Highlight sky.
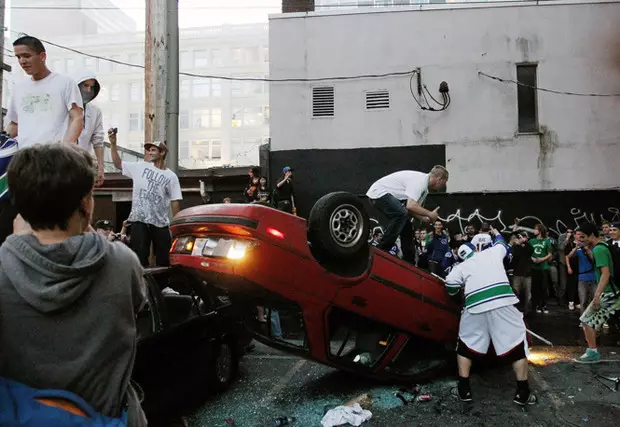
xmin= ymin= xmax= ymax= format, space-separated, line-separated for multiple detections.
xmin=110 ymin=0 xmax=282 ymax=30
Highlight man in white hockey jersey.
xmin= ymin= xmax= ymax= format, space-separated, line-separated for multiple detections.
xmin=470 ymin=222 xmax=493 ymax=252
xmin=445 ymin=228 xmax=537 ymax=406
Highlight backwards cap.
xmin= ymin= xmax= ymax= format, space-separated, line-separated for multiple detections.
xmin=457 ymin=242 xmax=476 ymax=261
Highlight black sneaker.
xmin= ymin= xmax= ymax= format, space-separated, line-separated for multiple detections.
xmin=514 ymin=392 xmax=537 ymax=406
xmin=451 ymin=386 xmax=473 ymax=402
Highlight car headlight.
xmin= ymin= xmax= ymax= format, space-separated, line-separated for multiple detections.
xmin=172 ymin=236 xmax=254 ymax=260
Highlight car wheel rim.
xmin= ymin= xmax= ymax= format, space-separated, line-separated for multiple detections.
xmin=329 ymin=204 xmax=364 ymax=248
xmin=216 ymin=344 xmax=232 ymax=384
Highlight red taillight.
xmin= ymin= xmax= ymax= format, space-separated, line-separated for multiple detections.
xmin=267 ymin=227 xmax=285 ymax=239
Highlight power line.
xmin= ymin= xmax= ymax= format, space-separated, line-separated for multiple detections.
xmin=478 ymin=71 xmax=620 ymax=97
xmin=6 ymin=28 xmax=416 ymax=82
xmin=7 ymin=4 xmax=395 ymax=11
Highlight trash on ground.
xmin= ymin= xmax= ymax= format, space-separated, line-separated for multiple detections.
xmin=417 ymin=393 xmax=433 ymax=402
xmin=224 ymin=418 xmax=235 ymax=426
xmin=321 ymin=403 xmax=372 ymax=427
xmin=344 ymin=393 xmax=373 ymax=410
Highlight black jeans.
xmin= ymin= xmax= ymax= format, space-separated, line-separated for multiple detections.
xmin=531 ymin=269 xmax=549 ymax=309
xmin=0 ymin=198 xmax=18 ymax=246
xmin=372 ymin=194 xmax=413 ymax=262
xmin=130 ymin=222 xmax=172 ymax=268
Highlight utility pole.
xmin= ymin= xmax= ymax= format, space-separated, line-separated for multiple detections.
xmin=145 ymin=0 xmax=179 ymax=173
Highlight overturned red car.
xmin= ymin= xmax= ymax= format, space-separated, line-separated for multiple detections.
xmin=169 ymin=192 xmax=460 ymax=381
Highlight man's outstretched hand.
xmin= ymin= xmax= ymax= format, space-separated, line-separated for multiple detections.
xmin=427 ymin=206 xmax=440 ymax=222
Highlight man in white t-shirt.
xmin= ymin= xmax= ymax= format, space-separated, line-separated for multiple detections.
xmin=366 ymin=165 xmax=449 ymax=260
xmin=1 ymin=36 xmax=84 ymax=246
xmin=5 ymin=36 xmax=83 ymax=147
xmin=109 ymin=131 xmax=182 ymax=267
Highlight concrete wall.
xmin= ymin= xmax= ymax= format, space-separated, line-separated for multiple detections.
xmin=269 ymin=1 xmax=620 ymax=193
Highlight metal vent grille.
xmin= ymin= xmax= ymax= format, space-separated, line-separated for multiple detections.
xmin=365 ymin=90 xmax=390 ymax=110
xmin=312 ymin=86 xmax=335 ymax=117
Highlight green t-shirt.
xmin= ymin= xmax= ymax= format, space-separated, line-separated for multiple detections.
xmin=529 ymin=238 xmax=553 ymax=270
xmin=592 ymin=243 xmax=615 ymax=295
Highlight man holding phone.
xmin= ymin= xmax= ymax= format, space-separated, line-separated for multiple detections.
xmin=566 ymin=228 xmax=596 ymax=315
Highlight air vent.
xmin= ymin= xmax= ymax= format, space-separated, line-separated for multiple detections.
xmin=365 ymin=90 xmax=390 ymax=110
xmin=312 ymin=86 xmax=335 ymax=118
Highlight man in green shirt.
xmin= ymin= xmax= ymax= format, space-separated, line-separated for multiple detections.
xmin=576 ymin=222 xmax=620 ymax=363
xmin=529 ymin=224 xmax=553 ymax=314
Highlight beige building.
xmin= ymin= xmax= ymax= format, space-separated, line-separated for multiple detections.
xmin=3 ymin=17 xmax=269 ymax=169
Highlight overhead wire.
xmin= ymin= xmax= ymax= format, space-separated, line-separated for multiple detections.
xmin=5 ymin=27 xmax=416 ymax=83
xmin=478 ymin=71 xmax=620 ymax=97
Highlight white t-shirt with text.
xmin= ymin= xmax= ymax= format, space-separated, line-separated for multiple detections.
xmin=6 ymin=72 xmax=83 ymax=148
xmin=366 ymin=170 xmax=429 ymax=204
xmin=123 ymin=161 xmax=183 ymax=228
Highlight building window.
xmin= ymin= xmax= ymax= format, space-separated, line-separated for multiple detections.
xmin=193 ymin=79 xmax=210 ymax=98
xmin=98 ymin=86 xmax=109 ymax=102
xmin=516 ymin=64 xmax=538 ymax=133
xmin=194 ymin=50 xmax=208 ymax=68
xmin=110 ymin=55 xmax=120 ymax=72
xmin=66 ymin=58 xmax=75 ymax=73
xmin=180 ymin=140 xmax=190 ymax=160
xmin=211 ymin=108 xmax=222 ymax=127
xmin=231 ymin=48 xmax=242 ymax=65
xmin=243 ymin=107 xmax=264 ymax=126
xmin=180 ymin=79 xmax=190 ymax=99
xmin=179 ymin=110 xmax=189 ymax=130
xmin=193 ymin=110 xmax=210 ymax=129
xmin=193 ymin=140 xmax=210 ymax=160
xmin=129 ymin=113 xmax=143 ymax=132
xmin=98 ymin=58 xmax=110 ymax=73
xmin=180 ymin=51 xmax=191 ymax=69
xmin=105 ymin=112 xmax=121 ymax=131
xmin=129 ymin=53 xmax=143 ymax=67
xmin=111 ymin=84 xmax=121 ymax=102
xmin=231 ymin=81 xmax=243 ymax=96
xmin=212 ymin=49 xmax=223 ymax=66
xmin=129 ymin=82 xmax=142 ymax=101
xmin=211 ymin=140 xmax=222 ymax=160
xmin=263 ymin=46 xmax=269 ymax=63
xmin=245 ymin=47 xmax=259 ymax=64
xmin=84 ymin=57 xmax=95 ymax=70
xmin=211 ymin=79 xmax=221 ymax=97
xmin=263 ymin=105 xmax=270 ymax=125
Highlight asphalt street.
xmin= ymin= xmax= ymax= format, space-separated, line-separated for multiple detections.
xmin=184 ymin=302 xmax=620 ymax=427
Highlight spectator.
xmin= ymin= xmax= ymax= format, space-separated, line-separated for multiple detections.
xmin=427 ymin=220 xmax=450 ymax=276
xmin=529 ymin=223 xmax=553 ymax=314
xmin=416 ymin=228 xmax=429 ymax=270
xmin=244 ymin=167 xmax=260 ymax=203
xmin=576 ymin=222 xmax=620 ymax=363
xmin=563 ymin=229 xmax=579 ymax=311
xmin=463 ymin=224 xmax=476 ymax=242
xmin=510 ymin=231 xmax=534 ymax=315
xmin=109 ymin=132 xmax=182 ymax=267
xmin=254 ymin=177 xmax=271 ymax=206
xmin=610 ymin=222 xmax=620 ymax=247
xmin=1 ymin=36 xmax=84 ymax=245
xmin=0 ymin=144 xmax=147 ymax=425
xmin=602 ymin=221 xmax=612 ymax=242
xmin=556 ymin=229 xmax=571 ymax=308
xmin=274 ymin=166 xmax=296 ymax=214
xmin=74 ymin=69 xmax=105 ymax=186
xmin=94 ymin=219 xmax=114 ymax=239
xmin=441 ymin=238 xmax=462 ymax=276
xmin=223 ymin=197 xmax=232 ymax=204
xmin=566 ymin=228 xmax=597 ymax=316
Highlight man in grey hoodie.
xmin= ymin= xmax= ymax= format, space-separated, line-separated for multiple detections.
xmin=0 ymin=143 xmax=147 ymax=425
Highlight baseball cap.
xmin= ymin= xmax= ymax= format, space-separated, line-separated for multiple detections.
xmin=457 ymin=242 xmax=476 ymax=261
xmin=611 ymin=221 xmax=620 ymax=229
xmin=95 ymin=219 xmax=113 ymax=230
xmin=283 ymin=166 xmax=293 ymax=173
xmin=144 ymin=140 xmax=168 ymax=152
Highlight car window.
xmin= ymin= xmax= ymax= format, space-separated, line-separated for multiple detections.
xmin=384 ymin=335 xmax=447 ymax=376
xmin=244 ymin=292 xmax=309 ymax=351
xmin=327 ymin=307 xmax=394 ymax=368
xmin=150 ymin=270 xmax=207 ymax=329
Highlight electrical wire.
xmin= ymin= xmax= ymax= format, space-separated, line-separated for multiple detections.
xmin=5 ymin=27 xmax=416 ymax=83
xmin=408 ymin=71 xmax=450 ymax=112
xmin=478 ymin=71 xmax=620 ymax=97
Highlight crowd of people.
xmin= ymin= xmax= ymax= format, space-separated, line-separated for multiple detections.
xmin=240 ymin=165 xmax=296 ymax=214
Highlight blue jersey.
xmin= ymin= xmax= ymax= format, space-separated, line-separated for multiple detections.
xmin=427 ymin=232 xmax=450 ymax=262
xmin=442 ymin=250 xmax=460 ymax=275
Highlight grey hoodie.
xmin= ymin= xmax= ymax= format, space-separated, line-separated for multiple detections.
xmin=73 ymin=69 xmax=104 ymax=154
xmin=0 ymin=232 xmax=146 ymax=419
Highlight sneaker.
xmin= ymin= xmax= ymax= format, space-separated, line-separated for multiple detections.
xmin=543 ymin=307 xmax=549 ymax=314
xmin=451 ymin=386 xmax=473 ymax=402
xmin=603 ymin=323 xmax=610 ymax=329
xmin=514 ymin=392 xmax=537 ymax=406
xmin=575 ymin=348 xmax=601 ymax=364
xmin=569 ymin=302 xmax=575 ymax=311
xmin=576 ymin=304 xmax=581 ymax=309
xmin=536 ymin=308 xmax=542 ymax=314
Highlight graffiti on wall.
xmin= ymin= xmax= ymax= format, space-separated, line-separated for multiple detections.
xmin=368 ymin=206 xmax=620 ymax=238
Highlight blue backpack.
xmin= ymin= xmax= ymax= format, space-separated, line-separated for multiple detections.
xmin=0 ymin=133 xmax=18 ymax=201
xmin=0 ymin=377 xmax=127 ymax=427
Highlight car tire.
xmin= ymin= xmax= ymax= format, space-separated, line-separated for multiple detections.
xmin=208 ymin=340 xmax=238 ymax=391
xmin=308 ymin=192 xmax=370 ymax=260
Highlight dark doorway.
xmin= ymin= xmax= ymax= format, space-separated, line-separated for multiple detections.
xmin=115 ymin=201 xmax=132 ymax=233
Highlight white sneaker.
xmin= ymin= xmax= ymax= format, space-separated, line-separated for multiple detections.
xmin=603 ymin=323 xmax=610 ymax=329
xmin=536 ymin=308 xmax=542 ymax=314
xmin=569 ymin=302 xmax=575 ymax=311
xmin=576 ymin=304 xmax=581 ymax=309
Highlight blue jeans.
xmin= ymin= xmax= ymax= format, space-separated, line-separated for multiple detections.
xmin=371 ymin=194 xmax=413 ymax=261
xmin=270 ymin=310 xmax=282 ymax=338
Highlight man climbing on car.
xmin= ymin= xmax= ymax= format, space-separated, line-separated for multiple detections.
xmin=366 ymin=165 xmax=449 ymax=262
